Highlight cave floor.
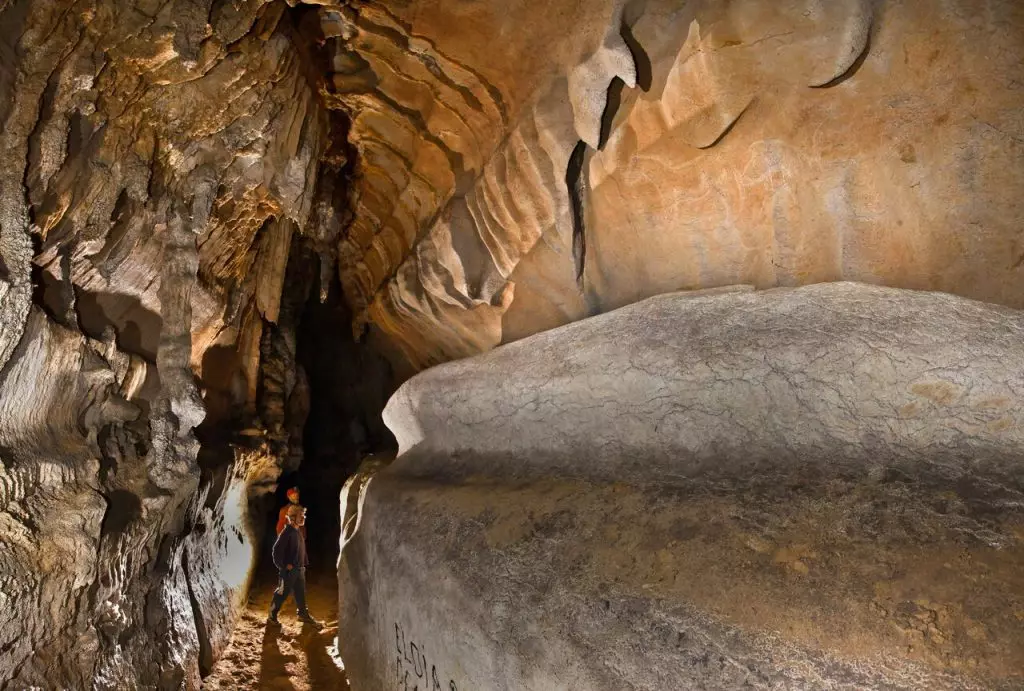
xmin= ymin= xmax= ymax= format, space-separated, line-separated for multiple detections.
xmin=202 ymin=569 xmax=348 ymax=690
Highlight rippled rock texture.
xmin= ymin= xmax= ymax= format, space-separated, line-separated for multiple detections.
xmin=0 ymin=0 xmax=329 ymax=686
xmin=324 ymin=0 xmax=1024 ymax=372
xmin=340 ymin=283 xmax=1024 ymax=690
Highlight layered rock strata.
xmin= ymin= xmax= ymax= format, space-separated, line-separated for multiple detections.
xmin=323 ymin=0 xmax=1024 ymax=372
xmin=0 ymin=0 xmax=334 ymax=686
xmin=339 ymin=283 xmax=1024 ymax=690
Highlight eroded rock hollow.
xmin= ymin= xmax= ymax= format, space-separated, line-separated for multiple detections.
xmin=0 ymin=0 xmax=1022 ymax=688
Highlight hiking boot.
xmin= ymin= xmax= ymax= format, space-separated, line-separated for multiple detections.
xmin=266 ymin=614 xmax=281 ymax=627
xmin=298 ymin=613 xmax=322 ymax=629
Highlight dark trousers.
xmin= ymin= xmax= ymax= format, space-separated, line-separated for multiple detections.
xmin=270 ymin=567 xmax=309 ymax=617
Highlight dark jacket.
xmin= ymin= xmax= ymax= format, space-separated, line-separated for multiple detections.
xmin=272 ymin=524 xmax=308 ymax=572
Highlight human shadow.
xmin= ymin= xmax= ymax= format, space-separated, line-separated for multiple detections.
xmin=257 ymin=625 xmax=300 ymax=691
xmin=299 ymin=623 xmax=349 ymax=690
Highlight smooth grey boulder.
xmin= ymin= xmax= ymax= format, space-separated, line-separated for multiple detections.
xmin=339 ymin=283 xmax=1024 ymax=690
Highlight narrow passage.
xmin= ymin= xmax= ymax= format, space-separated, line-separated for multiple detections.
xmin=203 ymin=265 xmax=392 ymax=690
xmin=202 ymin=567 xmax=348 ymax=690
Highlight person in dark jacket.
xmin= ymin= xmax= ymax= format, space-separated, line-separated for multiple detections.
xmin=267 ymin=504 xmax=321 ymax=628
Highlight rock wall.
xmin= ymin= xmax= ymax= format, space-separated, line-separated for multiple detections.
xmin=339 ymin=283 xmax=1024 ymax=690
xmin=0 ymin=0 xmax=335 ymax=686
xmin=323 ymin=0 xmax=1024 ymax=373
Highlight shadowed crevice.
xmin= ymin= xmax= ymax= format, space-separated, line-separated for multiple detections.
xmin=599 ymin=22 xmax=652 ymax=150
xmin=599 ymin=76 xmax=626 ymax=150
xmin=182 ymin=550 xmax=214 ymax=676
xmin=565 ymin=140 xmax=588 ymax=287
xmin=811 ymin=30 xmax=872 ymax=89
xmin=100 ymin=489 xmax=142 ymax=536
xmin=620 ymin=21 xmax=652 ymax=91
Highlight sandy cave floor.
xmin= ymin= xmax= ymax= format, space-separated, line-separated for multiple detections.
xmin=202 ymin=569 xmax=349 ymax=690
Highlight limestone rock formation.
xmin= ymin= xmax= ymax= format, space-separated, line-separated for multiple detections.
xmin=325 ymin=0 xmax=1024 ymax=372
xmin=339 ymin=283 xmax=1024 ymax=690
xmin=0 ymin=0 xmax=331 ymax=686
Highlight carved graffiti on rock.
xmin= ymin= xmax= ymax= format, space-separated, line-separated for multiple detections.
xmin=394 ymin=622 xmax=459 ymax=691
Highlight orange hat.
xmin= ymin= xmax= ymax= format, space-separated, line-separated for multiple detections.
xmin=286 ymin=487 xmax=300 ymax=499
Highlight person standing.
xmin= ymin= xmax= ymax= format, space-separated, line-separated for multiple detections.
xmin=267 ymin=504 xmax=321 ymax=628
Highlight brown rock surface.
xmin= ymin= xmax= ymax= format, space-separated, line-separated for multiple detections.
xmin=341 ymin=284 xmax=1024 ymax=690
xmin=0 ymin=0 xmax=335 ymax=686
xmin=322 ymin=0 xmax=1024 ymax=371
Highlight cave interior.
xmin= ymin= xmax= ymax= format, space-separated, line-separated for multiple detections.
xmin=1 ymin=0 xmax=1023 ymax=688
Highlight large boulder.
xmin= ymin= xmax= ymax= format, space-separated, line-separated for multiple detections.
xmin=339 ymin=283 xmax=1024 ymax=690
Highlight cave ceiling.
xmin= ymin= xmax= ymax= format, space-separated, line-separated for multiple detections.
xmin=4 ymin=0 xmax=1021 ymax=380
xmin=312 ymin=0 xmax=1024 ymax=372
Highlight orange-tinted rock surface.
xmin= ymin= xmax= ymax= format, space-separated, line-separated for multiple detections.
xmin=325 ymin=0 xmax=1024 ymax=371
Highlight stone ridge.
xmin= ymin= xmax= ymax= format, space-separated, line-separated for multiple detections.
xmin=384 ymin=282 xmax=1024 ymax=480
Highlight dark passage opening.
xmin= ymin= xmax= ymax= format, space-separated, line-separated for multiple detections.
xmin=201 ymin=234 xmax=398 ymax=685
xmin=266 ymin=273 xmax=397 ymax=572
